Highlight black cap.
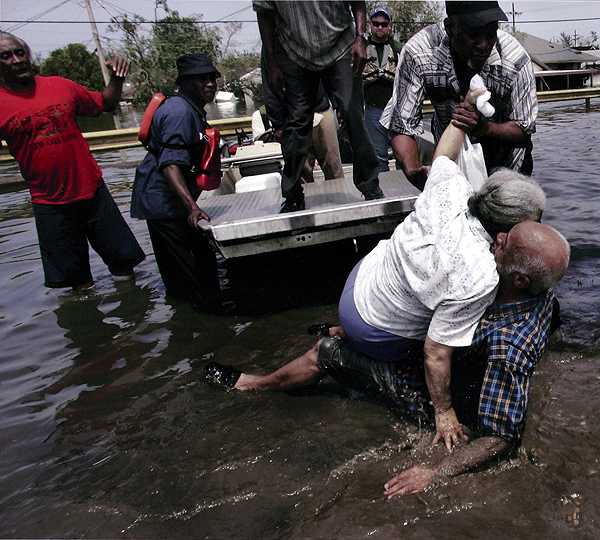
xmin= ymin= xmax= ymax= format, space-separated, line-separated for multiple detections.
xmin=176 ymin=53 xmax=221 ymax=84
xmin=445 ymin=1 xmax=508 ymax=27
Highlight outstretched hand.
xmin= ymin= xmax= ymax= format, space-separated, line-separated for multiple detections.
xmin=384 ymin=465 xmax=437 ymax=499
xmin=433 ymin=408 xmax=468 ymax=451
xmin=106 ymin=57 xmax=130 ymax=79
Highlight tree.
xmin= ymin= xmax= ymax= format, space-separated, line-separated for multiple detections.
xmin=219 ymin=51 xmax=261 ymax=101
xmin=581 ymin=31 xmax=599 ymax=49
xmin=110 ymin=10 xmax=222 ymax=103
xmin=559 ymin=32 xmax=573 ymax=48
xmin=366 ymin=1 xmax=444 ymax=43
xmin=40 ymin=43 xmax=105 ymax=91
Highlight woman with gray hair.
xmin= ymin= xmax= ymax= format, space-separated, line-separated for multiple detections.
xmin=206 ymin=87 xmax=548 ymax=452
xmin=332 ymin=89 xmax=547 ymax=450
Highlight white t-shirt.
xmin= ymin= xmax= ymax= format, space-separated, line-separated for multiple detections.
xmin=353 ymin=156 xmax=499 ymax=347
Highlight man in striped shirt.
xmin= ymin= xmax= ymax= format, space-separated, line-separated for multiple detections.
xmin=253 ymin=1 xmax=383 ymax=212
xmin=381 ymin=1 xmax=537 ymax=189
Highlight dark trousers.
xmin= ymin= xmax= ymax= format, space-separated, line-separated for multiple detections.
xmin=147 ymin=219 xmax=221 ymax=311
xmin=33 ymin=183 xmax=145 ymax=288
xmin=274 ymin=40 xmax=380 ymax=200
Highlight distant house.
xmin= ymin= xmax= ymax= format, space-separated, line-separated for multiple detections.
xmin=513 ymin=32 xmax=598 ymax=90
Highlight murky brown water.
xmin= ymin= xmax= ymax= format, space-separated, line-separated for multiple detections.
xmin=1 ymin=102 xmax=599 ymax=539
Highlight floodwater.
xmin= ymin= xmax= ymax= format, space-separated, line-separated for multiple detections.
xmin=1 ymin=101 xmax=600 ymax=539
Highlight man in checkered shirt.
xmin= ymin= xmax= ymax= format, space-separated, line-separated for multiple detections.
xmin=383 ymin=220 xmax=570 ymax=498
xmin=206 ymin=218 xmax=570 ymax=496
xmin=381 ymin=1 xmax=537 ymax=189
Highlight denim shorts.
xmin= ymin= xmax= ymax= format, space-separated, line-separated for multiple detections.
xmin=32 ymin=183 xmax=145 ymax=288
xmin=338 ymin=259 xmax=423 ymax=362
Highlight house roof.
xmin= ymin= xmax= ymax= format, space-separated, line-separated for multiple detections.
xmin=514 ymin=32 xmax=598 ymax=66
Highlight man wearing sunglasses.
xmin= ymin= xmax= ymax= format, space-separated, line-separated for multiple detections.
xmin=363 ymin=7 xmax=402 ymax=172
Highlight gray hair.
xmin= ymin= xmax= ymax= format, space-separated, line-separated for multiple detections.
xmin=497 ymin=228 xmax=571 ymax=296
xmin=468 ymin=169 xmax=546 ymax=238
xmin=0 ymin=31 xmax=31 ymax=59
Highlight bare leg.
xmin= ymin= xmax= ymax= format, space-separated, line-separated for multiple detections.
xmin=235 ymin=342 xmax=325 ymax=391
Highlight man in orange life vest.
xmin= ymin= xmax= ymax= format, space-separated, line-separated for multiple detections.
xmin=131 ymin=54 xmax=223 ymax=312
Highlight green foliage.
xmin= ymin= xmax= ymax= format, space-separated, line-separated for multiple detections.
xmin=366 ymin=1 xmax=443 ymax=43
xmin=219 ymin=51 xmax=261 ymax=101
xmin=40 ymin=43 xmax=105 ymax=91
xmin=559 ymin=32 xmax=573 ymax=48
xmin=110 ymin=11 xmax=222 ymax=103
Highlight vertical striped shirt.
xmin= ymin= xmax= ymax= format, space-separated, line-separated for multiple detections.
xmin=253 ymin=1 xmax=356 ymax=70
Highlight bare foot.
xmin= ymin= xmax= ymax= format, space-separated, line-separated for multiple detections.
xmin=235 ymin=373 xmax=264 ymax=391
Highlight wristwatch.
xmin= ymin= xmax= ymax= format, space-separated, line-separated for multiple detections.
xmin=357 ymin=32 xmax=369 ymax=40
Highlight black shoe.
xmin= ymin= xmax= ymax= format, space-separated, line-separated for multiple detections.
xmin=308 ymin=323 xmax=333 ymax=337
xmin=204 ymin=361 xmax=241 ymax=389
xmin=280 ymin=194 xmax=306 ymax=213
xmin=363 ymin=186 xmax=385 ymax=201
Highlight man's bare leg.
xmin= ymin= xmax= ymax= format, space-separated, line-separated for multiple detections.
xmin=235 ymin=342 xmax=325 ymax=391
xmin=235 ymin=326 xmax=344 ymax=391
xmin=206 ymin=326 xmax=344 ymax=391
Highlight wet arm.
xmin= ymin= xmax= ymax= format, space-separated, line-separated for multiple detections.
xmin=384 ymin=435 xmax=511 ymax=498
xmin=432 ymin=123 xmax=466 ymax=162
xmin=423 ymin=336 xmax=467 ymax=451
xmin=162 ymin=164 xmax=210 ymax=228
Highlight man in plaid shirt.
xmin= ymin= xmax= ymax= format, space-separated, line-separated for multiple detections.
xmin=206 ymin=220 xmax=570 ymax=497
xmin=384 ymin=221 xmax=570 ymax=497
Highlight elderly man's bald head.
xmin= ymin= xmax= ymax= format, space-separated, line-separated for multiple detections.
xmin=494 ymin=221 xmax=570 ymax=296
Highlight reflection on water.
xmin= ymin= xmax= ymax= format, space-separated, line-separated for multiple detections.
xmin=1 ymin=103 xmax=600 ymax=538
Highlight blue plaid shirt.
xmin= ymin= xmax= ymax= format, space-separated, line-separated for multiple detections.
xmin=473 ymin=289 xmax=555 ymax=442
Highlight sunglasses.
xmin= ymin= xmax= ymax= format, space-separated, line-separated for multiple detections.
xmin=371 ymin=21 xmax=389 ymax=28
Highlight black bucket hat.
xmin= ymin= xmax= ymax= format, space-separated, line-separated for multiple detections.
xmin=445 ymin=1 xmax=508 ymax=27
xmin=176 ymin=53 xmax=221 ymax=85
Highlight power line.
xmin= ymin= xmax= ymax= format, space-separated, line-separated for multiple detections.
xmin=4 ymin=0 xmax=72 ymax=32
xmin=3 ymin=17 xmax=600 ymax=25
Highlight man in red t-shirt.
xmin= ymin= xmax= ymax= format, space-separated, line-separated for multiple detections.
xmin=0 ymin=31 xmax=144 ymax=290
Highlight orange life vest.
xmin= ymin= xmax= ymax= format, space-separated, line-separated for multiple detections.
xmin=137 ymin=93 xmax=222 ymax=191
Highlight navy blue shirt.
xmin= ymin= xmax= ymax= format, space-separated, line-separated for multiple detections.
xmin=131 ymin=89 xmax=206 ymax=220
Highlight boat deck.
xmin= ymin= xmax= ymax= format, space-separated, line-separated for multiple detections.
xmin=198 ymin=169 xmax=420 ymax=258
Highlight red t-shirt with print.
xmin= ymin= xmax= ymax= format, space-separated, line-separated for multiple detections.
xmin=0 ymin=76 xmax=105 ymax=204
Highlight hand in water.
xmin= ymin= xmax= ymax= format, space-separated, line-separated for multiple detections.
xmin=433 ymin=408 xmax=468 ymax=451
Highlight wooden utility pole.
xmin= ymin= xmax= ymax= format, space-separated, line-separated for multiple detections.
xmin=506 ymin=3 xmax=522 ymax=34
xmin=84 ymin=0 xmax=110 ymax=85
xmin=83 ymin=0 xmax=122 ymax=129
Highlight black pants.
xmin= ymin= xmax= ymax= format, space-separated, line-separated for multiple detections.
xmin=147 ymin=219 xmax=221 ymax=311
xmin=274 ymin=39 xmax=380 ymax=200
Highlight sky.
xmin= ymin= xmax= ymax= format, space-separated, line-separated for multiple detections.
xmin=1 ymin=0 xmax=599 ymax=60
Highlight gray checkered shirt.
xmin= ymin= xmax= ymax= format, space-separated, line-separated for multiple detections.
xmin=381 ymin=23 xmax=537 ymax=170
